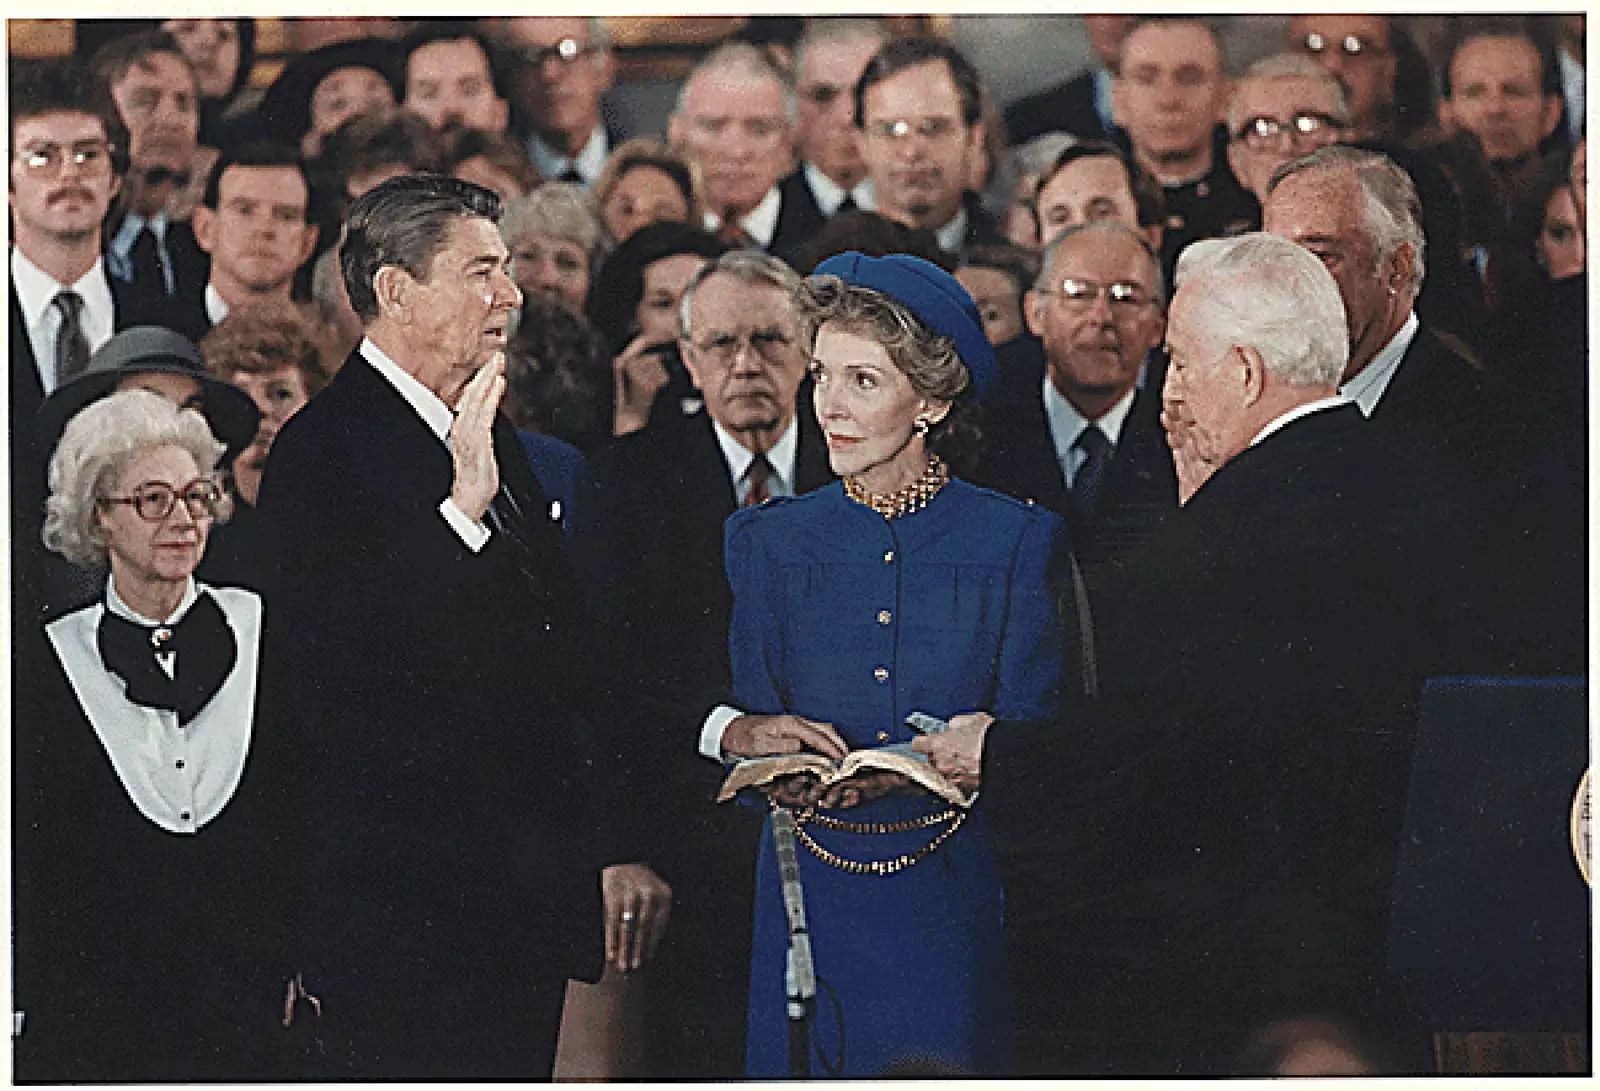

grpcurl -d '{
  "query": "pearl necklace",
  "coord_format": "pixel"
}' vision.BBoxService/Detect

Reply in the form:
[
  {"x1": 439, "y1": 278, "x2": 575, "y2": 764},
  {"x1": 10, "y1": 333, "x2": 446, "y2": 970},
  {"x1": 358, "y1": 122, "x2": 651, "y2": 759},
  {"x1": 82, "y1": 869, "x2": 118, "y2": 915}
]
[{"x1": 844, "y1": 455, "x2": 950, "y2": 519}]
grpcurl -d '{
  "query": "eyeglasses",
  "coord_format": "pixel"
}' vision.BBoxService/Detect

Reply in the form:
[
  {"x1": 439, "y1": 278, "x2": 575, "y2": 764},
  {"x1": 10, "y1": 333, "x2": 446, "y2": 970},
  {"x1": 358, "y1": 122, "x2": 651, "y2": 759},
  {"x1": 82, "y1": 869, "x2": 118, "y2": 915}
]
[
  {"x1": 1038, "y1": 277, "x2": 1155, "y2": 311},
  {"x1": 519, "y1": 37, "x2": 601, "y2": 69},
  {"x1": 15, "y1": 140, "x2": 115, "y2": 175},
  {"x1": 1299, "y1": 31, "x2": 1389, "y2": 60},
  {"x1": 864, "y1": 117, "x2": 963, "y2": 143},
  {"x1": 1234, "y1": 112, "x2": 1344, "y2": 149},
  {"x1": 690, "y1": 327, "x2": 794, "y2": 365},
  {"x1": 100, "y1": 477, "x2": 224, "y2": 522}
]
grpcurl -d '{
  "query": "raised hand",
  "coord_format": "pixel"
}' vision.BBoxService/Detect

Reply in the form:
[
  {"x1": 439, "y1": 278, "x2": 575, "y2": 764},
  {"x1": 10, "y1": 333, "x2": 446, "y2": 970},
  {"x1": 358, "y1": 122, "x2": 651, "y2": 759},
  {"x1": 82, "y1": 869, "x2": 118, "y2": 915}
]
[{"x1": 449, "y1": 351, "x2": 507, "y2": 523}]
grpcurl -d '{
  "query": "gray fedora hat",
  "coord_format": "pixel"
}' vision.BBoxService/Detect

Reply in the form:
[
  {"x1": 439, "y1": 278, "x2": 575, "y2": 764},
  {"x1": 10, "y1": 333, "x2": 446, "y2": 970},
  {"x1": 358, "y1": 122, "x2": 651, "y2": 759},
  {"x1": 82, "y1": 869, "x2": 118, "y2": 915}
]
[{"x1": 35, "y1": 326, "x2": 262, "y2": 466}]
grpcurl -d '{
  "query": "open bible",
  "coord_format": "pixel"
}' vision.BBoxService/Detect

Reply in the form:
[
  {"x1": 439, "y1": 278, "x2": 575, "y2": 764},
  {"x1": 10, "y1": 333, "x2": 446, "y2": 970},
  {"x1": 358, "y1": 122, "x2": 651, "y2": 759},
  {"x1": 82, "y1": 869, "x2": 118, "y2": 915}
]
[{"x1": 717, "y1": 742, "x2": 973, "y2": 808}]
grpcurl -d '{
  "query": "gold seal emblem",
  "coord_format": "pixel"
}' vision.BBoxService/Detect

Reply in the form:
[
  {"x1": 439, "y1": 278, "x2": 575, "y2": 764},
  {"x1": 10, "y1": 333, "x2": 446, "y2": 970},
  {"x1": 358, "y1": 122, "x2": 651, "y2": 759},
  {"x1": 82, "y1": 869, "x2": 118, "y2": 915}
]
[{"x1": 1570, "y1": 769, "x2": 1590, "y2": 886}]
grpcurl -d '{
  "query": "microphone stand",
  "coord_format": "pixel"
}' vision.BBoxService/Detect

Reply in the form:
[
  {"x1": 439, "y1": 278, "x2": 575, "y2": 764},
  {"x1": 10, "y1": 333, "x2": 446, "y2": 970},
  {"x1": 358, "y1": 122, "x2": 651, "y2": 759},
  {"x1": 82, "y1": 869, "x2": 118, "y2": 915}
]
[{"x1": 770, "y1": 806, "x2": 815, "y2": 1078}]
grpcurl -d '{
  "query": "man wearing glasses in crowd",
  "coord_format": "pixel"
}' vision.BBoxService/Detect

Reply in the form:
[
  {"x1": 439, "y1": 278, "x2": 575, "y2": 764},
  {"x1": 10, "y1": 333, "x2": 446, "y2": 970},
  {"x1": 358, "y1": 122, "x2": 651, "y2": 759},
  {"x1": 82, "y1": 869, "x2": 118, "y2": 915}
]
[
  {"x1": 1226, "y1": 54, "x2": 1349, "y2": 203},
  {"x1": 484, "y1": 16, "x2": 622, "y2": 186},
  {"x1": 10, "y1": 59, "x2": 135, "y2": 625}
]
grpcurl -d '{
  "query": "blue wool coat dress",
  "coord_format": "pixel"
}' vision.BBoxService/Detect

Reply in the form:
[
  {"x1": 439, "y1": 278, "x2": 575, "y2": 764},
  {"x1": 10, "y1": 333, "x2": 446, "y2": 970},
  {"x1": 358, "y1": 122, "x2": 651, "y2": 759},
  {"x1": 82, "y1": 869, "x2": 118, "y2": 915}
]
[{"x1": 725, "y1": 478, "x2": 1065, "y2": 1077}]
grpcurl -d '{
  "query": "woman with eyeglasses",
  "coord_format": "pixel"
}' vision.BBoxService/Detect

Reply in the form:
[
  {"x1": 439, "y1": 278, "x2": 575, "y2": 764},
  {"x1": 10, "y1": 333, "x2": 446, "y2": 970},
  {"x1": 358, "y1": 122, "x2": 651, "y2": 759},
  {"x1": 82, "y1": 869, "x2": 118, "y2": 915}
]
[
  {"x1": 720, "y1": 253, "x2": 1065, "y2": 1077},
  {"x1": 13, "y1": 388, "x2": 280, "y2": 1082}
]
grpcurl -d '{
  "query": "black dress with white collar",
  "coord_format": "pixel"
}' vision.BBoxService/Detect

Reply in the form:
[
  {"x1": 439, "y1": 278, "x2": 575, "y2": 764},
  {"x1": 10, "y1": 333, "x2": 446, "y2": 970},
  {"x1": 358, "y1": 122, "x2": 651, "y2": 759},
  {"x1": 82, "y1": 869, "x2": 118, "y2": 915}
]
[{"x1": 12, "y1": 583, "x2": 286, "y2": 1082}]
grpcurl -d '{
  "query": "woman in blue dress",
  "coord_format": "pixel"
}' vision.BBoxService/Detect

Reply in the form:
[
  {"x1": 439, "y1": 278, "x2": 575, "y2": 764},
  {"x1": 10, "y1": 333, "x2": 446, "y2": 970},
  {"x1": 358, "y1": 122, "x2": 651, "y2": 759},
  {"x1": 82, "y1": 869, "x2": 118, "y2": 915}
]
[{"x1": 719, "y1": 252, "x2": 1066, "y2": 1077}]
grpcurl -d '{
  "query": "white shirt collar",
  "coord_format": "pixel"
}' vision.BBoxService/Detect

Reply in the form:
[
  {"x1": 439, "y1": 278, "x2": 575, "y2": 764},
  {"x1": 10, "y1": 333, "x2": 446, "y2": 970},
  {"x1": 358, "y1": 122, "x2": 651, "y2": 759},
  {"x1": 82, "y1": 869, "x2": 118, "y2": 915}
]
[
  {"x1": 1340, "y1": 310, "x2": 1419, "y2": 417},
  {"x1": 105, "y1": 573, "x2": 200, "y2": 627},
  {"x1": 527, "y1": 124, "x2": 608, "y2": 185},
  {"x1": 204, "y1": 282, "x2": 230, "y2": 326},
  {"x1": 11, "y1": 248, "x2": 118, "y2": 390},
  {"x1": 1042, "y1": 378, "x2": 1136, "y2": 481},
  {"x1": 1249, "y1": 394, "x2": 1349, "y2": 448},
  {"x1": 710, "y1": 415, "x2": 799, "y2": 500},
  {"x1": 934, "y1": 204, "x2": 970, "y2": 253},
  {"x1": 360, "y1": 337, "x2": 456, "y2": 445},
  {"x1": 110, "y1": 210, "x2": 168, "y2": 256},
  {"x1": 802, "y1": 163, "x2": 868, "y2": 218},
  {"x1": 702, "y1": 185, "x2": 784, "y2": 248}
]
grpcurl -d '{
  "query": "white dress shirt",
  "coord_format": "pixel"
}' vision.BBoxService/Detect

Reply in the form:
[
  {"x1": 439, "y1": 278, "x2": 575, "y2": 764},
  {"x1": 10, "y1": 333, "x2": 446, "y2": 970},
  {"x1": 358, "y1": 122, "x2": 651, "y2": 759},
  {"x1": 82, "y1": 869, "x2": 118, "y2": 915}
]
[
  {"x1": 359, "y1": 338, "x2": 491, "y2": 551},
  {"x1": 697, "y1": 416, "x2": 802, "y2": 760},
  {"x1": 702, "y1": 185, "x2": 783, "y2": 249},
  {"x1": 527, "y1": 124, "x2": 609, "y2": 186},
  {"x1": 107, "y1": 210, "x2": 176, "y2": 294},
  {"x1": 11, "y1": 248, "x2": 117, "y2": 393},
  {"x1": 1248, "y1": 394, "x2": 1350, "y2": 448},
  {"x1": 1341, "y1": 311, "x2": 1419, "y2": 417},
  {"x1": 1042, "y1": 379, "x2": 1136, "y2": 485},
  {"x1": 803, "y1": 162, "x2": 870, "y2": 217},
  {"x1": 712, "y1": 416, "x2": 799, "y2": 504},
  {"x1": 46, "y1": 578, "x2": 260, "y2": 834},
  {"x1": 204, "y1": 282, "x2": 230, "y2": 327}
]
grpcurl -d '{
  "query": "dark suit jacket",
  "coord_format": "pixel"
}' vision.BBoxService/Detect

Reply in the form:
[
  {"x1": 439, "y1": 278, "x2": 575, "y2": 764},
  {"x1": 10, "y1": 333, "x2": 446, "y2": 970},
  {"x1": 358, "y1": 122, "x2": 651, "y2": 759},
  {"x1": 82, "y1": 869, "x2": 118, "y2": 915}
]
[
  {"x1": 124, "y1": 281, "x2": 213, "y2": 344},
  {"x1": 104, "y1": 214, "x2": 210, "y2": 303},
  {"x1": 254, "y1": 350, "x2": 613, "y2": 1075},
  {"x1": 10, "y1": 275, "x2": 137, "y2": 625},
  {"x1": 1003, "y1": 68, "x2": 1117, "y2": 146},
  {"x1": 974, "y1": 370, "x2": 1177, "y2": 581},
  {"x1": 982, "y1": 405, "x2": 1476, "y2": 1075},
  {"x1": 956, "y1": 190, "x2": 1009, "y2": 251},
  {"x1": 770, "y1": 170, "x2": 830, "y2": 269},
  {"x1": 591, "y1": 405, "x2": 835, "y2": 839}
]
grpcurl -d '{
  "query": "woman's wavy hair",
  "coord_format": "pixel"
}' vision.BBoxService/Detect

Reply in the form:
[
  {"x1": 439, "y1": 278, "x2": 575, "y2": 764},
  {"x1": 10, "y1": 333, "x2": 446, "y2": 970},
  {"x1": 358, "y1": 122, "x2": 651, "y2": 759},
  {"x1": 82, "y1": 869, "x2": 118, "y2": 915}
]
[
  {"x1": 795, "y1": 275, "x2": 983, "y2": 474},
  {"x1": 44, "y1": 389, "x2": 231, "y2": 570}
]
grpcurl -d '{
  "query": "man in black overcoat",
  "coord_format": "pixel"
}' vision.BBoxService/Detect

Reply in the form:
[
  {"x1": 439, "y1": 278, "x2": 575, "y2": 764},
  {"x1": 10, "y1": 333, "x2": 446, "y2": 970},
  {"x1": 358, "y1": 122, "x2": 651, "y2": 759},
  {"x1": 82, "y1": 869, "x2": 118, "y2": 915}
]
[
  {"x1": 254, "y1": 175, "x2": 658, "y2": 1079},
  {"x1": 918, "y1": 234, "x2": 1475, "y2": 1076}
]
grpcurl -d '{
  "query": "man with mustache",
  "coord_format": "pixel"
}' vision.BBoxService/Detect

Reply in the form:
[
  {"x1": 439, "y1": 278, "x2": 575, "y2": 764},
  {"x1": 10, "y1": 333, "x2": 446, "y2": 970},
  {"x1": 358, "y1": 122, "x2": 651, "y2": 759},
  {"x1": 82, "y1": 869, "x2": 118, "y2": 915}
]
[
  {"x1": 9, "y1": 57, "x2": 140, "y2": 624},
  {"x1": 973, "y1": 221, "x2": 1176, "y2": 588},
  {"x1": 88, "y1": 31, "x2": 207, "y2": 306},
  {"x1": 855, "y1": 36, "x2": 1005, "y2": 254}
]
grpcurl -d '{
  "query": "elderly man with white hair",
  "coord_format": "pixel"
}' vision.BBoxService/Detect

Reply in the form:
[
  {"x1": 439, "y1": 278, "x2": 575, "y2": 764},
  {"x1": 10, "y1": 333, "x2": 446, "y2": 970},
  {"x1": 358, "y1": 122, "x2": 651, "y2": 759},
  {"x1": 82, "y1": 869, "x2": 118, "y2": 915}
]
[{"x1": 917, "y1": 232, "x2": 1474, "y2": 1077}]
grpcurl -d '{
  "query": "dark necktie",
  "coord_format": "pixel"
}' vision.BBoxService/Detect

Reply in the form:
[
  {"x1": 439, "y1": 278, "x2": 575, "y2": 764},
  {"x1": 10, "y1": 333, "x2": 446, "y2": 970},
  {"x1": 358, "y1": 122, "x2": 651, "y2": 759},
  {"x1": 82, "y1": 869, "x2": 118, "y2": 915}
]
[
  {"x1": 718, "y1": 218, "x2": 755, "y2": 250},
  {"x1": 96, "y1": 590, "x2": 238, "y2": 725},
  {"x1": 127, "y1": 224, "x2": 168, "y2": 301},
  {"x1": 556, "y1": 166, "x2": 586, "y2": 185},
  {"x1": 1071, "y1": 423, "x2": 1112, "y2": 524},
  {"x1": 53, "y1": 290, "x2": 90, "y2": 384},
  {"x1": 744, "y1": 453, "x2": 773, "y2": 507},
  {"x1": 835, "y1": 193, "x2": 858, "y2": 216}
]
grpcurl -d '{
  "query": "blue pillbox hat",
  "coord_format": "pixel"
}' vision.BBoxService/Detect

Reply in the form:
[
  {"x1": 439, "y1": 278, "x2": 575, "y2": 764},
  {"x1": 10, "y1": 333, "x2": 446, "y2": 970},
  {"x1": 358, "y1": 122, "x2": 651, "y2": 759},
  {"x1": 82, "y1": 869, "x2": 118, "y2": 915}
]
[{"x1": 813, "y1": 250, "x2": 997, "y2": 401}]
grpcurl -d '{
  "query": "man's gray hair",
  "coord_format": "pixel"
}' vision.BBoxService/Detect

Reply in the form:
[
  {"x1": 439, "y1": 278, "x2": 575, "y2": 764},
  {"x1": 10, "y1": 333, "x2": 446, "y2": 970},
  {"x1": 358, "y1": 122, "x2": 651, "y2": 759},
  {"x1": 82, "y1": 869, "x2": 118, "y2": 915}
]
[
  {"x1": 501, "y1": 183, "x2": 608, "y2": 267},
  {"x1": 1175, "y1": 233, "x2": 1349, "y2": 387},
  {"x1": 43, "y1": 389, "x2": 231, "y2": 569},
  {"x1": 1226, "y1": 52, "x2": 1351, "y2": 132},
  {"x1": 677, "y1": 249, "x2": 802, "y2": 342},
  {"x1": 792, "y1": 18, "x2": 888, "y2": 83},
  {"x1": 1037, "y1": 220, "x2": 1167, "y2": 306},
  {"x1": 673, "y1": 41, "x2": 796, "y2": 123},
  {"x1": 1267, "y1": 145, "x2": 1426, "y2": 295}
]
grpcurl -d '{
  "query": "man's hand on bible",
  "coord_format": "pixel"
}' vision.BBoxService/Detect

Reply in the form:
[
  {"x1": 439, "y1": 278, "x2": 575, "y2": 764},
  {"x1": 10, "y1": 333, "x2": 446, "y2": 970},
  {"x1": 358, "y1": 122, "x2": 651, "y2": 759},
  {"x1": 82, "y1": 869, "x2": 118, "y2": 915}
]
[
  {"x1": 722, "y1": 713, "x2": 848, "y2": 762},
  {"x1": 912, "y1": 711, "x2": 993, "y2": 793}
]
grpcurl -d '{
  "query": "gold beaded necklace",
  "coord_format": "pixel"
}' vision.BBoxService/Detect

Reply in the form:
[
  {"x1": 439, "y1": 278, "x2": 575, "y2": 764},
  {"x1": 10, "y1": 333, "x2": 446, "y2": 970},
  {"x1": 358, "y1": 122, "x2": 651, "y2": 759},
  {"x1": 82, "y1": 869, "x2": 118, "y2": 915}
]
[{"x1": 844, "y1": 455, "x2": 950, "y2": 519}]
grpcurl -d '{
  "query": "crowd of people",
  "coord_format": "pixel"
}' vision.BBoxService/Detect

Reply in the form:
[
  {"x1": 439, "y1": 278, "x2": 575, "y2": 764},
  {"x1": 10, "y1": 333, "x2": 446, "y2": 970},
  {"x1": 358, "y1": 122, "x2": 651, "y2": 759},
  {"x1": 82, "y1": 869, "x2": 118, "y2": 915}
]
[{"x1": 8, "y1": 12, "x2": 1587, "y2": 1081}]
